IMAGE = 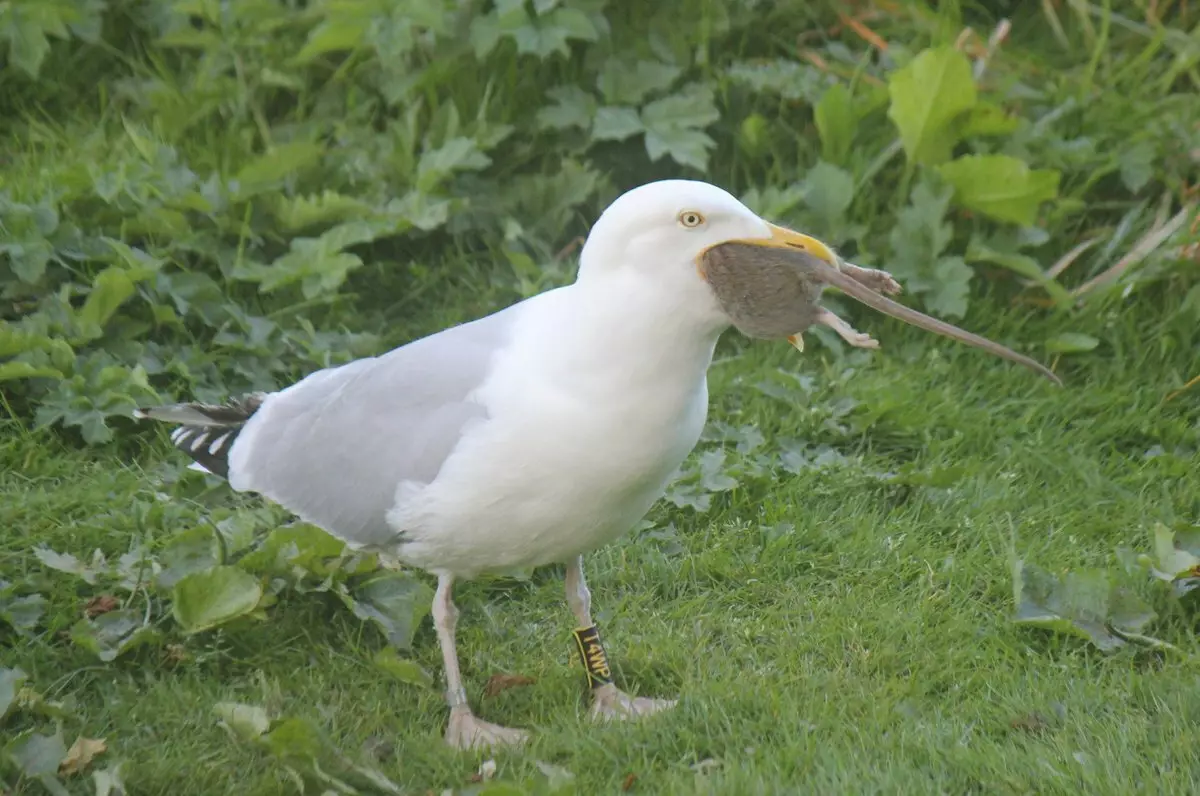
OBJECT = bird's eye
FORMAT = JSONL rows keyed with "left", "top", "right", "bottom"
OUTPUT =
{"left": 678, "top": 210, "right": 705, "bottom": 228}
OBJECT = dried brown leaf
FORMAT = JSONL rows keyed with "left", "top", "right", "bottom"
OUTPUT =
{"left": 59, "top": 736, "right": 106, "bottom": 776}
{"left": 85, "top": 595, "right": 119, "bottom": 618}
{"left": 483, "top": 673, "right": 535, "bottom": 698}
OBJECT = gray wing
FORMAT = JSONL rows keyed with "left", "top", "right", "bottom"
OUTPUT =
{"left": 226, "top": 303, "right": 520, "bottom": 548}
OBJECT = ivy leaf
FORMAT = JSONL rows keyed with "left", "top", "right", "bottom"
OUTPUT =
{"left": 727, "top": 59, "right": 826, "bottom": 103}
{"left": 172, "top": 566, "right": 264, "bottom": 634}
{"left": 938, "top": 154, "right": 1060, "bottom": 226}
{"left": 640, "top": 84, "right": 719, "bottom": 171}
{"left": 537, "top": 86, "right": 597, "bottom": 131}
{"left": 3, "top": 5, "right": 54, "bottom": 77}
{"left": 591, "top": 106, "right": 643, "bottom": 142}
{"left": 595, "top": 58, "right": 681, "bottom": 105}
{"left": 887, "top": 46, "right": 977, "bottom": 165}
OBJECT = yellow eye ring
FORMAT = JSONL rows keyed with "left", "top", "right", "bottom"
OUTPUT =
{"left": 678, "top": 210, "right": 705, "bottom": 228}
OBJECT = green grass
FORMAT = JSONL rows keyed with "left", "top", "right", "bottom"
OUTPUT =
{"left": 5, "top": 298, "right": 1199, "bottom": 793}
{"left": 3, "top": 0, "right": 1200, "bottom": 793}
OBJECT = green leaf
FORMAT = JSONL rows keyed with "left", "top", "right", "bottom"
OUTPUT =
{"left": 69, "top": 609, "right": 161, "bottom": 662}
{"left": 595, "top": 58, "right": 681, "bottom": 105}
{"left": 78, "top": 267, "right": 137, "bottom": 330}
{"left": 1118, "top": 140, "right": 1156, "bottom": 193}
{"left": 1044, "top": 332, "right": 1100, "bottom": 354}
{"left": 814, "top": 83, "right": 855, "bottom": 165}
{"left": 34, "top": 547, "right": 104, "bottom": 584}
{"left": 261, "top": 717, "right": 327, "bottom": 761}
{"left": 958, "top": 103, "right": 1021, "bottom": 138}
{"left": 801, "top": 161, "right": 855, "bottom": 232}
{"left": 172, "top": 566, "right": 264, "bottom": 634}
{"left": 156, "top": 526, "right": 222, "bottom": 591}
{"left": 0, "top": 667, "right": 27, "bottom": 719}
{"left": 5, "top": 6, "right": 53, "bottom": 77}
{"left": 238, "top": 523, "right": 346, "bottom": 578}
{"left": 1011, "top": 560, "right": 1155, "bottom": 653}
{"left": 964, "top": 238, "right": 1071, "bottom": 305}
{"left": 591, "top": 106, "right": 643, "bottom": 142}
{"left": 214, "top": 702, "right": 271, "bottom": 742}
{"left": 0, "top": 592, "right": 46, "bottom": 632}
{"left": 938, "top": 155, "right": 1060, "bottom": 226}
{"left": 0, "top": 361, "right": 63, "bottom": 383}
{"left": 537, "top": 85, "right": 597, "bottom": 131}
{"left": 340, "top": 571, "right": 432, "bottom": 650}
{"left": 233, "top": 142, "right": 323, "bottom": 200}
{"left": 640, "top": 84, "right": 719, "bottom": 171}
{"left": 887, "top": 46, "right": 977, "bottom": 165}
{"left": 294, "top": 18, "right": 370, "bottom": 63}
{"left": 374, "top": 647, "right": 434, "bottom": 688}
{"left": 1152, "top": 522, "right": 1200, "bottom": 579}
{"left": 8, "top": 730, "right": 67, "bottom": 780}
{"left": 417, "top": 137, "right": 491, "bottom": 192}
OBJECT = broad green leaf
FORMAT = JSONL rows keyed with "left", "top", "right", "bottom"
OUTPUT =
{"left": 34, "top": 547, "right": 104, "bottom": 584}
{"left": 887, "top": 46, "right": 976, "bottom": 165}
{"left": 964, "top": 238, "right": 1071, "bottom": 305}
{"left": 938, "top": 154, "right": 1060, "bottom": 226}
{"left": 340, "top": 572, "right": 433, "bottom": 650}
{"left": 417, "top": 137, "right": 491, "bottom": 192}
{"left": 595, "top": 58, "right": 681, "bottom": 105}
{"left": 69, "top": 609, "right": 161, "bottom": 662}
{"left": 0, "top": 323, "right": 57, "bottom": 358}
{"left": 591, "top": 106, "right": 643, "bottom": 142}
{"left": 1152, "top": 523, "right": 1200, "bottom": 579}
{"left": 814, "top": 83, "right": 855, "bottom": 165}
{"left": 726, "top": 59, "right": 825, "bottom": 103}
{"left": 0, "top": 592, "right": 46, "bottom": 632}
{"left": 8, "top": 730, "right": 68, "bottom": 783}
{"left": 959, "top": 103, "right": 1021, "bottom": 137}
{"left": 0, "top": 667, "right": 27, "bottom": 719}
{"left": 640, "top": 84, "right": 719, "bottom": 171}
{"left": 233, "top": 142, "right": 323, "bottom": 200}
{"left": 537, "top": 85, "right": 597, "bottom": 131}
{"left": 156, "top": 526, "right": 221, "bottom": 591}
{"left": 261, "top": 717, "right": 327, "bottom": 761}
{"left": 238, "top": 523, "right": 346, "bottom": 577}
{"left": 1044, "top": 332, "right": 1100, "bottom": 354}
{"left": 5, "top": 7, "right": 53, "bottom": 77}
{"left": 294, "top": 18, "right": 370, "bottom": 63}
{"left": 78, "top": 268, "right": 137, "bottom": 330}
{"left": 172, "top": 566, "right": 264, "bottom": 633}
{"left": 801, "top": 161, "right": 855, "bottom": 232}
{"left": 1011, "top": 560, "right": 1150, "bottom": 653}
{"left": 374, "top": 647, "right": 434, "bottom": 688}
{"left": 0, "top": 361, "right": 63, "bottom": 383}
{"left": 1118, "top": 140, "right": 1156, "bottom": 193}
{"left": 215, "top": 702, "right": 271, "bottom": 741}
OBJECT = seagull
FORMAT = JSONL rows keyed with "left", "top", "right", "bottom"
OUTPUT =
{"left": 134, "top": 179, "right": 889, "bottom": 750}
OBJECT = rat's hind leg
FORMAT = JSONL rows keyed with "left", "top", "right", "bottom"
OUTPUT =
{"left": 817, "top": 309, "right": 879, "bottom": 349}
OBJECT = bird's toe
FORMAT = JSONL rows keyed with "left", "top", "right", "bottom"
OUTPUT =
{"left": 444, "top": 709, "right": 529, "bottom": 750}
{"left": 589, "top": 684, "right": 677, "bottom": 722}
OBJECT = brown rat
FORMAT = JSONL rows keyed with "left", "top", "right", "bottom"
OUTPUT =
{"left": 700, "top": 240, "right": 1062, "bottom": 386}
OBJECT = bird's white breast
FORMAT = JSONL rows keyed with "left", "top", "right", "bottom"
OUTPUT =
{"left": 386, "top": 283, "right": 718, "bottom": 576}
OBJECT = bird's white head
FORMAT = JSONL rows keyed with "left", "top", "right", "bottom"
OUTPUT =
{"left": 576, "top": 179, "right": 841, "bottom": 336}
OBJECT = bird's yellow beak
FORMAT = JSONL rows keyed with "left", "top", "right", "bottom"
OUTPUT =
{"left": 751, "top": 223, "right": 841, "bottom": 264}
